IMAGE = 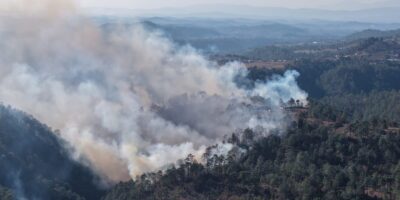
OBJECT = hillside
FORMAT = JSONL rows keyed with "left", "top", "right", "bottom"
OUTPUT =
{"left": 0, "top": 105, "right": 105, "bottom": 200}
{"left": 102, "top": 103, "right": 400, "bottom": 200}
{"left": 345, "top": 29, "right": 400, "bottom": 41}
{"left": 214, "top": 35, "right": 400, "bottom": 121}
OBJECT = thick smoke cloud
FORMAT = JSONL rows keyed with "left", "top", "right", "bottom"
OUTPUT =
{"left": 0, "top": 0, "right": 307, "bottom": 184}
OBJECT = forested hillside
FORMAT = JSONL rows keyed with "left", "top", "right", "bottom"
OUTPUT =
{"left": 237, "top": 34, "right": 400, "bottom": 123}
{"left": 103, "top": 103, "right": 400, "bottom": 200}
{"left": 0, "top": 105, "right": 105, "bottom": 200}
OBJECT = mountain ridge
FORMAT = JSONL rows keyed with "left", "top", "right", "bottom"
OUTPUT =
{"left": 85, "top": 5, "right": 400, "bottom": 23}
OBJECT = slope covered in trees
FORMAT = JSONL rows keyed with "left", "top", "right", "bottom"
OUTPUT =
{"left": 103, "top": 104, "right": 400, "bottom": 200}
{"left": 241, "top": 36, "right": 400, "bottom": 122}
{"left": 0, "top": 105, "right": 105, "bottom": 200}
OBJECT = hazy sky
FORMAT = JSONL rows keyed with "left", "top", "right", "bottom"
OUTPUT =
{"left": 78, "top": 0, "right": 399, "bottom": 10}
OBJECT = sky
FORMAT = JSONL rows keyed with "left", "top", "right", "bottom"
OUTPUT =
{"left": 78, "top": 0, "right": 399, "bottom": 10}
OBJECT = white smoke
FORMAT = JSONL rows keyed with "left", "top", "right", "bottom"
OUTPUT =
{"left": 0, "top": 0, "right": 307, "bottom": 184}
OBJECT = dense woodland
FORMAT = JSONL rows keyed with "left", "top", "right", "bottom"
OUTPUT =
{"left": 1, "top": 31, "right": 400, "bottom": 199}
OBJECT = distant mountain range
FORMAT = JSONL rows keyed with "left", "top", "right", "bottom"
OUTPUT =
{"left": 86, "top": 5, "right": 400, "bottom": 23}
{"left": 95, "top": 16, "right": 400, "bottom": 53}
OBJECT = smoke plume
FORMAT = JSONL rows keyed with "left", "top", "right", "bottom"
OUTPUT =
{"left": 0, "top": 0, "right": 307, "bottom": 184}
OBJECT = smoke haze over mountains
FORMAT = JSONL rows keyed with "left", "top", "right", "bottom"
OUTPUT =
{"left": 86, "top": 5, "right": 400, "bottom": 23}
{"left": 0, "top": 0, "right": 307, "bottom": 184}
{"left": 79, "top": 0, "right": 400, "bottom": 11}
